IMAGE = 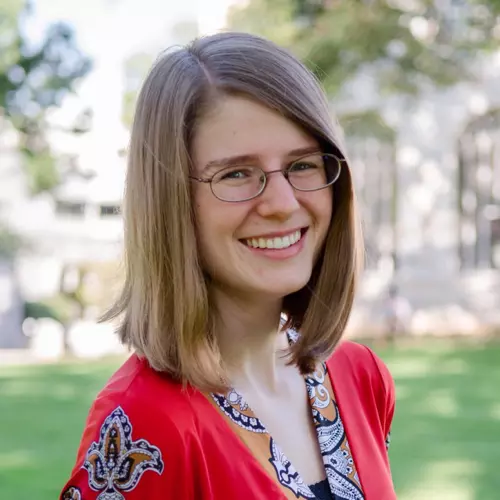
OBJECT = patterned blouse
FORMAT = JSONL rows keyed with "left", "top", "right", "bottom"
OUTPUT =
{"left": 210, "top": 361, "right": 366, "bottom": 499}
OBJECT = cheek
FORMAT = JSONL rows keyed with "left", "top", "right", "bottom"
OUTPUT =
{"left": 193, "top": 194, "right": 244, "bottom": 260}
{"left": 307, "top": 189, "right": 333, "bottom": 229}
{"left": 194, "top": 210, "right": 245, "bottom": 281}
{"left": 323, "top": 189, "right": 334, "bottom": 219}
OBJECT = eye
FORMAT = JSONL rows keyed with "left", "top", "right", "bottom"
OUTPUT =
{"left": 290, "top": 161, "right": 318, "bottom": 171}
{"left": 214, "top": 166, "right": 256, "bottom": 183}
{"left": 221, "top": 170, "right": 248, "bottom": 180}
{"left": 290, "top": 155, "right": 324, "bottom": 174}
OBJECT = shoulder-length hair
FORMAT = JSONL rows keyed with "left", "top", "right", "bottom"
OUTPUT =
{"left": 104, "top": 31, "right": 364, "bottom": 392}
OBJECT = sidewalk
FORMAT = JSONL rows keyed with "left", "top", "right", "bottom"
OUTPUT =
{"left": 0, "top": 348, "right": 40, "bottom": 366}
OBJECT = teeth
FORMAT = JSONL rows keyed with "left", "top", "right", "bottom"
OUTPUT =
{"left": 245, "top": 230, "right": 302, "bottom": 249}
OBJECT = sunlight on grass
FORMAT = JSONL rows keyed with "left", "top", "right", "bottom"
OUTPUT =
{"left": 0, "top": 379, "right": 43, "bottom": 396}
{"left": 423, "top": 389, "right": 459, "bottom": 417}
{"left": 51, "top": 383, "right": 79, "bottom": 400}
{"left": 440, "top": 358, "right": 468, "bottom": 375}
{"left": 1, "top": 378, "right": 79, "bottom": 400}
{"left": 388, "top": 357, "right": 435, "bottom": 378}
{"left": 490, "top": 403, "right": 500, "bottom": 420}
{"left": 0, "top": 450, "right": 34, "bottom": 468}
{"left": 399, "top": 459, "right": 478, "bottom": 500}
{"left": 389, "top": 352, "right": 468, "bottom": 380}
{"left": 400, "top": 482, "right": 475, "bottom": 500}
{"left": 394, "top": 384, "right": 411, "bottom": 400}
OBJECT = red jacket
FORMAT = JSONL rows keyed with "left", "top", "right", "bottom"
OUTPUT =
{"left": 60, "top": 341, "right": 396, "bottom": 499}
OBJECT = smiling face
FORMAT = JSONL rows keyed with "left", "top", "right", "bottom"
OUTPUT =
{"left": 191, "top": 95, "right": 333, "bottom": 302}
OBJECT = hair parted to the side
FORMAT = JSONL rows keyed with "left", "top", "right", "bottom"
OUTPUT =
{"left": 103, "top": 31, "right": 364, "bottom": 392}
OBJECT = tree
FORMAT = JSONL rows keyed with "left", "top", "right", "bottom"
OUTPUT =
{"left": 0, "top": 224, "right": 24, "bottom": 260}
{"left": 228, "top": 0, "right": 500, "bottom": 97}
{"left": 0, "top": 0, "right": 92, "bottom": 194}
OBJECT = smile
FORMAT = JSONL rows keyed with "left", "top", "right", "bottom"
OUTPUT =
{"left": 242, "top": 229, "right": 304, "bottom": 250}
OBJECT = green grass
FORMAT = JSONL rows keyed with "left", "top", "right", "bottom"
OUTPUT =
{"left": 0, "top": 358, "right": 122, "bottom": 500}
{"left": 1, "top": 341, "right": 499, "bottom": 499}
{"left": 381, "top": 339, "right": 500, "bottom": 500}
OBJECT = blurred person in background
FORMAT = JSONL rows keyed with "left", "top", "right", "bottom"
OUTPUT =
{"left": 60, "top": 32, "right": 395, "bottom": 500}
{"left": 382, "top": 284, "right": 413, "bottom": 345}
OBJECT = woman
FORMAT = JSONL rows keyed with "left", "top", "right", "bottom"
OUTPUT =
{"left": 60, "top": 32, "right": 396, "bottom": 500}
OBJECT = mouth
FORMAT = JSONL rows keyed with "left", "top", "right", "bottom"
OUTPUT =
{"left": 240, "top": 228, "right": 308, "bottom": 250}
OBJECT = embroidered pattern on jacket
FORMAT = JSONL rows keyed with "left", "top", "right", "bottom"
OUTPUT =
{"left": 306, "top": 365, "right": 364, "bottom": 500}
{"left": 83, "top": 406, "right": 164, "bottom": 499}
{"left": 61, "top": 486, "right": 82, "bottom": 499}
{"left": 212, "top": 361, "right": 366, "bottom": 499}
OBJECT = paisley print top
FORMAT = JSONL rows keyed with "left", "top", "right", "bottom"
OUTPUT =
{"left": 211, "top": 361, "right": 366, "bottom": 500}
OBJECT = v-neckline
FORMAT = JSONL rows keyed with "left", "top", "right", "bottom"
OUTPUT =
{"left": 209, "top": 358, "right": 364, "bottom": 499}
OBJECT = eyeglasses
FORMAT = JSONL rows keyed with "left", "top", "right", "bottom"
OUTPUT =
{"left": 190, "top": 152, "right": 344, "bottom": 202}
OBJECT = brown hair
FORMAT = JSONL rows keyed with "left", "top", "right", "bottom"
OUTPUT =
{"left": 104, "top": 32, "right": 364, "bottom": 392}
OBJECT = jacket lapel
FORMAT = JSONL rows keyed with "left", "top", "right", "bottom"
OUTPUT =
{"left": 326, "top": 345, "right": 397, "bottom": 499}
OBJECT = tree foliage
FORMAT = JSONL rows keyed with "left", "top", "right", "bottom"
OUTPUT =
{"left": 228, "top": 0, "right": 500, "bottom": 97}
{"left": 0, "top": 223, "right": 24, "bottom": 259}
{"left": 0, "top": 1, "right": 91, "bottom": 194}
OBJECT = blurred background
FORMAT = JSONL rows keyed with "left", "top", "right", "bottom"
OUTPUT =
{"left": 0, "top": 0, "right": 499, "bottom": 498}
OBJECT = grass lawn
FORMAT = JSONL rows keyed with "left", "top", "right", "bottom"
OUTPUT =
{"left": 380, "top": 339, "right": 500, "bottom": 500}
{"left": 1, "top": 340, "right": 499, "bottom": 499}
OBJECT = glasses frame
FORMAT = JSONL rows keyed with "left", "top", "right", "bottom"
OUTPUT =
{"left": 189, "top": 152, "right": 346, "bottom": 202}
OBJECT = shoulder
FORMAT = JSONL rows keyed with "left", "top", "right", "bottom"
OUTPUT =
{"left": 329, "top": 340, "right": 394, "bottom": 392}
{"left": 60, "top": 355, "right": 209, "bottom": 499}
{"left": 80, "top": 354, "right": 202, "bottom": 445}
{"left": 327, "top": 340, "right": 395, "bottom": 433}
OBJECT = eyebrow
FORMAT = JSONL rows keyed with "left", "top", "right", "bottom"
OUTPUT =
{"left": 202, "top": 146, "right": 322, "bottom": 174}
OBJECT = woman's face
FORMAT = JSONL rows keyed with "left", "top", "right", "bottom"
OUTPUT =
{"left": 191, "top": 95, "right": 333, "bottom": 301}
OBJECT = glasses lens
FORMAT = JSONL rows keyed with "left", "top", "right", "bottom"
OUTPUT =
{"left": 211, "top": 166, "right": 264, "bottom": 201}
{"left": 288, "top": 154, "right": 341, "bottom": 191}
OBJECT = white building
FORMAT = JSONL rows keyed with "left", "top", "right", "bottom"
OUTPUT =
{"left": 347, "top": 49, "right": 500, "bottom": 336}
{"left": 0, "top": 119, "right": 27, "bottom": 348}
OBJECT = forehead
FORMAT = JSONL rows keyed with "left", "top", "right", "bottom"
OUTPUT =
{"left": 191, "top": 95, "right": 318, "bottom": 168}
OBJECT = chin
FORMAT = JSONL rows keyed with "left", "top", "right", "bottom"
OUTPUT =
{"left": 257, "top": 278, "right": 310, "bottom": 299}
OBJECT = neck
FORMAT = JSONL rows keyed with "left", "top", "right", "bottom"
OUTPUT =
{"left": 211, "top": 286, "right": 290, "bottom": 394}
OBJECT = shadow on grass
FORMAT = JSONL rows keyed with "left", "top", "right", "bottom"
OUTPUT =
{"left": 372, "top": 339, "right": 500, "bottom": 500}
{"left": 0, "top": 358, "right": 124, "bottom": 500}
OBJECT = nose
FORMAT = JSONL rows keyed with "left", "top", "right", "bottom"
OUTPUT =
{"left": 255, "top": 169, "right": 300, "bottom": 219}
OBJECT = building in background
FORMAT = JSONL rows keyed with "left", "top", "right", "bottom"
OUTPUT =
{"left": 347, "top": 48, "right": 500, "bottom": 336}
{"left": 0, "top": 118, "right": 26, "bottom": 348}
